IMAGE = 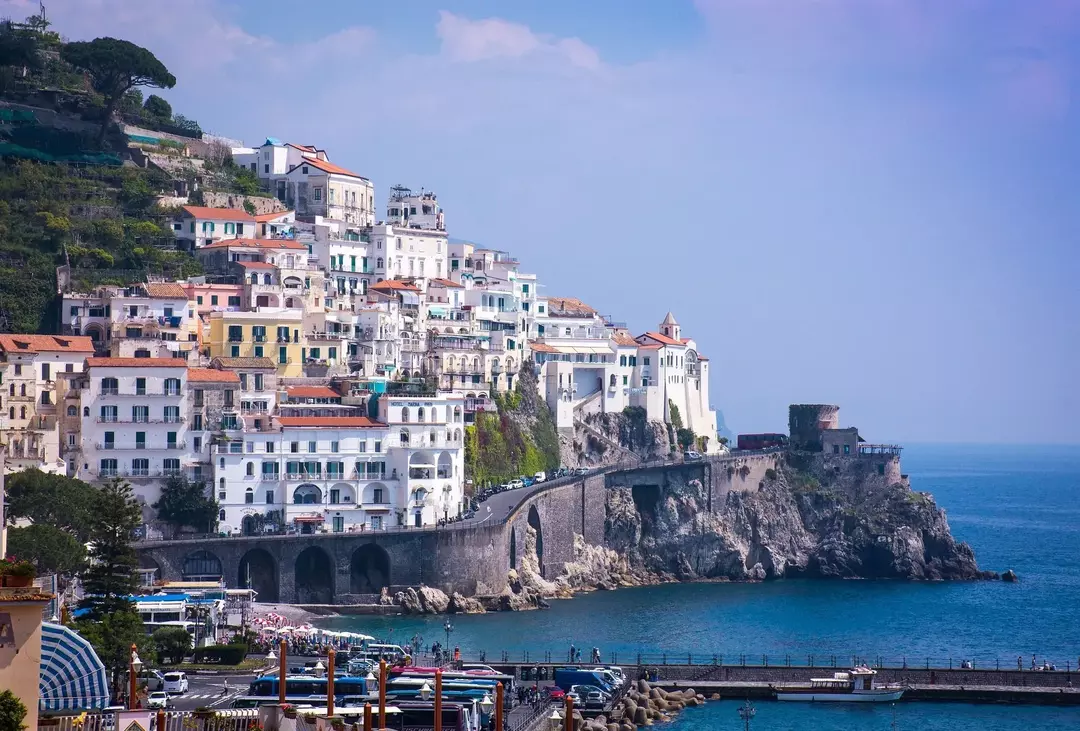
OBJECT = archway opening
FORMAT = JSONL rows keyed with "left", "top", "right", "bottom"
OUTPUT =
{"left": 241, "top": 515, "right": 259, "bottom": 536}
{"left": 350, "top": 544, "right": 391, "bottom": 595}
{"left": 527, "top": 505, "right": 544, "bottom": 578}
{"left": 295, "top": 546, "right": 334, "bottom": 604}
{"left": 181, "top": 549, "right": 222, "bottom": 581}
{"left": 509, "top": 527, "right": 517, "bottom": 571}
{"left": 238, "top": 548, "right": 278, "bottom": 603}
{"left": 139, "top": 555, "right": 161, "bottom": 583}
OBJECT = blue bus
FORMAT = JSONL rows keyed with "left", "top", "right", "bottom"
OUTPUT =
{"left": 246, "top": 675, "right": 370, "bottom": 698}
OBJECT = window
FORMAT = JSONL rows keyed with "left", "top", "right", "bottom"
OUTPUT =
{"left": 99, "top": 458, "right": 118, "bottom": 477}
{"left": 374, "top": 440, "right": 382, "bottom": 453}
{"left": 131, "top": 458, "right": 149, "bottom": 477}
{"left": 262, "top": 461, "right": 279, "bottom": 477}
{"left": 290, "top": 441, "right": 299, "bottom": 454}
{"left": 331, "top": 441, "right": 339, "bottom": 453}
{"left": 308, "top": 440, "right": 317, "bottom": 453}
{"left": 228, "top": 325, "right": 243, "bottom": 343}
{"left": 228, "top": 296, "right": 241, "bottom": 307}
{"left": 211, "top": 295, "right": 219, "bottom": 306}
{"left": 224, "top": 390, "right": 234, "bottom": 407}
{"left": 266, "top": 489, "right": 275, "bottom": 504}
{"left": 193, "top": 436, "right": 202, "bottom": 452}
{"left": 135, "top": 431, "right": 146, "bottom": 449}
{"left": 254, "top": 346, "right": 263, "bottom": 357}
{"left": 254, "top": 373, "right": 264, "bottom": 391}
{"left": 101, "top": 377, "right": 119, "bottom": 396}
{"left": 266, "top": 441, "right": 275, "bottom": 453}
{"left": 164, "top": 378, "right": 181, "bottom": 396}
{"left": 163, "top": 458, "right": 180, "bottom": 475}
{"left": 103, "top": 431, "right": 115, "bottom": 449}
{"left": 643, "top": 357, "right": 651, "bottom": 366}
{"left": 67, "top": 405, "right": 77, "bottom": 416}
{"left": 41, "top": 362, "right": 50, "bottom": 381}
{"left": 133, "top": 405, "right": 149, "bottom": 423}
{"left": 167, "top": 431, "right": 178, "bottom": 449}
{"left": 279, "top": 346, "right": 288, "bottom": 365}
{"left": 164, "top": 406, "right": 180, "bottom": 423}
{"left": 246, "top": 462, "right": 255, "bottom": 477}
{"left": 193, "top": 414, "right": 203, "bottom": 431}
{"left": 330, "top": 488, "right": 340, "bottom": 504}
{"left": 135, "top": 377, "right": 146, "bottom": 395}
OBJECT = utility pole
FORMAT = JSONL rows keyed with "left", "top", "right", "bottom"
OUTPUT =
{"left": 737, "top": 700, "right": 755, "bottom": 731}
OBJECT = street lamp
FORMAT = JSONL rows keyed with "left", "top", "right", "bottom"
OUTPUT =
{"left": 443, "top": 619, "right": 453, "bottom": 654}
{"left": 314, "top": 660, "right": 326, "bottom": 677}
{"left": 266, "top": 649, "right": 277, "bottom": 662}
{"left": 547, "top": 709, "right": 563, "bottom": 731}
{"left": 128, "top": 645, "right": 143, "bottom": 709}
{"left": 479, "top": 693, "right": 494, "bottom": 716}
{"left": 737, "top": 700, "right": 756, "bottom": 731}
{"left": 419, "top": 682, "right": 432, "bottom": 701}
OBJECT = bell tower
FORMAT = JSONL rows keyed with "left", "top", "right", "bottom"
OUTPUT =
{"left": 659, "top": 312, "right": 681, "bottom": 342}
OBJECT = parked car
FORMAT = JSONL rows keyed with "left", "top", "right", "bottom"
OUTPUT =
{"left": 544, "top": 687, "right": 566, "bottom": 701}
{"left": 573, "top": 467, "right": 589, "bottom": 476}
{"left": 507, "top": 479, "right": 524, "bottom": 490}
{"left": 684, "top": 451, "right": 703, "bottom": 461}
{"left": 534, "top": 471, "right": 547, "bottom": 483}
{"left": 522, "top": 476, "right": 535, "bottom": 487}
{"left": 146, "top": 692, "right": 171, "bottom": 710}
{"left": 162, "top": 671, "right": 188, "bottom": 694}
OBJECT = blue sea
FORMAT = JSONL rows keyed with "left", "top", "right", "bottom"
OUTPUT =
{"left": 322, "top": 444, "right": 1080, "bottom": 729}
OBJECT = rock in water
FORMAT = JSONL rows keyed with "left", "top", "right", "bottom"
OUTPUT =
{"left": 1002, "top": 569, "right": 1019, "bottom": 582}
{"left": 394, "top": 585, "right": 450, "bottom": 614}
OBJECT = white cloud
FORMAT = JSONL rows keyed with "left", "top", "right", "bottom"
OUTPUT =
{"left": 436, "top": 10, "right": 601, "bottom": 70}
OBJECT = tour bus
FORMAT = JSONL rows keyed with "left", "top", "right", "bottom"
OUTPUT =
{"left": 285, "top": 702, "right": 478, "bottom": 731}
{"left": 392, "top": 667, "right": 517, "bottom": 693}
{"left": 245, "top": 675, "right": 370, "bottom": 698}
{"left": 350, "top": 644, "right": 409, "bottom": 662}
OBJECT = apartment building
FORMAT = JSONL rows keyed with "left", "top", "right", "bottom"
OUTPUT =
{"left": 171, "top": 206, "right": 257, "bottom": 251}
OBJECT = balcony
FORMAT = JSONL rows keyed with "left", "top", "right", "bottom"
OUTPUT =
{"left": 101, "top": 388, "right": 119, "bottom": 396}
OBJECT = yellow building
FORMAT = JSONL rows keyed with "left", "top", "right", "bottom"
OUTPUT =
{"left": 0, "top": 586, "right": 54, "bottom": 729}
{"left": 207, "top": 309, "right": 306, "bottom": 377}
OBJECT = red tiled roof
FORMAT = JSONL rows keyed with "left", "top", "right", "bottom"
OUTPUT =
{"left": 201, "top": 238, "right": 307, "bottom": 251}
{"left": 370, "top": 280, "right": 421, "bottom": 293}
{"left": 86, "top": 357, "right": 188, "bottom": 368}
{"left": 612, "top": 332, "right": 638, "bottom": 347}
{"left": 144, "top": 282, "right": 190, "bottom": 299}
{"left": 187, "top": 368, "right": 240, "bottom": 383}
{"left": 546, "top": 297, "right": 596, "bottom": 316}
{"left": 238, "top": 261, "right": 276, "bottom": 269}
{"left": 180, "top": 206, "right": 257, "bottom": 222}
{"left": 277, "top": 416, "right": 385, "bottom": 428}
{"left": 529, "top": 343, "right": 559, "bottom": 354}
{"left": 287, "top": 143, "right": 319, "bottom": 153}
{"left": 639, "top": 331, "right": 685, "bottom": 347}
{"left": 638, "top": 344, "right": 663, "bottom": 351}
{"left": 429, "top": 278, "right": 463, "bottom": 289}
{"left": 286, "top": 386, "right": 340, "bottom": 399}
{"left": 288, "top": 156, "right": 368, "bottom": 180}
{"left": 254, "top": 210, "right": 294, "bottom": 222}
{"left": 0, "top": 334, "right": 95, "bottom": 354}
{"left": 698, "top": 355, "right": 709, "bottom": 361}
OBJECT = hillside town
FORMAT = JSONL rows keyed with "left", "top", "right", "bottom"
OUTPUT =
{"left": 0, "top": 135, "right": 719, "bottom": 538}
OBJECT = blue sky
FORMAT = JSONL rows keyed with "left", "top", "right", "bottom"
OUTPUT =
{"left": 7, "top": 0, "right": 1078, "bottom": 443}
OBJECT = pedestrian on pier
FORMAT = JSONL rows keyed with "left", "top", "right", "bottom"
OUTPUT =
{"left": 569, "top": 644, "right": 576, "bottom": 663}
{"left": 1018, "top": 656, "right": 1023, "bottom": 671}
{"left": 1032, "top": 654, "right": 1037, "bottom": 670}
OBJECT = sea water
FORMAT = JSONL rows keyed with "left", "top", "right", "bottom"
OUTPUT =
{"left": 324, "top": 444, "right": 1080, "bottom": 728}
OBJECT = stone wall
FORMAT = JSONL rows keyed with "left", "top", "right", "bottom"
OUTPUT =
{"left": 202, "top": 192, "right": 287, "bottom": 215}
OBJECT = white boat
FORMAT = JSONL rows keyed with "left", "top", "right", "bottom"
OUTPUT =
{"left": 774, "top": 666, "right": 905, "bottom": 702}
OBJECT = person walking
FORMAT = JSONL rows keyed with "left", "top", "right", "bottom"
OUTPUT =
{"left": 1017, "top": 656, "right": 1023, "bottom": 671}
{"left": 569, "top": 644, "right": 576, "bottom": 663}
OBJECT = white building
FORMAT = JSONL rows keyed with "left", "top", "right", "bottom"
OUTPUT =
{"left": 171, "top": 206, "right": 257, "bottom": 251}
{"left": 0, "top": 334, "right": 95, "bottom": 473}
{"left": 62, "top": 282, "right": 200, "bottom": 359}
{"left": 370, "top": 223, "right": 448, "bottom": 281}
{"left": 386, "top": 185, "right": 445, "bottom": 231}
{"left": 282, "top": 157, "right": 375, "bottom": 226}
{"left": 78, "top": 357, "right": 191, "bottom": 509}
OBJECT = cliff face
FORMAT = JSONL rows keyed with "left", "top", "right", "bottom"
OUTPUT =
{"left": 603, "top": 454, "right": 989, "bottom": 581}
{"left": 560, "top": 409, "right": 672, "bottom": 468}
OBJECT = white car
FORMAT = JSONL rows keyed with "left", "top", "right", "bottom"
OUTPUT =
{"left": 533, "top": 471, "right": 546, "bottom": 483}
{"left": 146, "top": 692, "right": 170, "bottom": 710}
{"left": 163, "top": 671, "right": 188, "bottom": 694}
{"left": 507, "top": 479, "right": 524, "bottom": 490}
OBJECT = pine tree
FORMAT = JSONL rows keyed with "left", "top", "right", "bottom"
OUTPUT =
{"left": 79, "top": 477, "right": 141, "bottom": 619}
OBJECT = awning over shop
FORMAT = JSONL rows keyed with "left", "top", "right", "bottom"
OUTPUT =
{"left": 294, "top": 515, "right": 325, "bottom": 523}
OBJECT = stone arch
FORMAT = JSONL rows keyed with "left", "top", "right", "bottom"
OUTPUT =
{"left": 350, "top": 544, "right": 390, "bottom": 594}
{"left": 139, "top": 554, "right": 161, "bottom": 582}
{"left": 527, "top": 505, "right": 544, "bottom": 578}
{"left": 241, "top": 514, "right": 258, "bottom": 536}
{"left": 182, "top": 549, "right": 223, "bottom": 581}
{"left": 238, "top": 548, "right": 278, "bottom": 602}
{"left": 295, "top": 546, "right": 334, "bottom": 604}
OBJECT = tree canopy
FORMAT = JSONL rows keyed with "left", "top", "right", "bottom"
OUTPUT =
{"left": 79, "top": 477, "right": 142, "bottom": 620}
{"left": 154, "top": 476, "right": 218, "bottom": 535}
{"left": 152, "top": 626, "right": 192, "bottom": 665}
{"left": 61, "top": 37, "right": 175, "bottom": 141}
{"left": 143, "top": 94, "right": 172, "bottom": 120}
{"left": 0, "top": 690, "right": 27, "bottom": 731}
{"left": 6, "top": 524, "right": 85, "bottom": 578}
{"left": 4, "top": 469, "right": 97, "bottom": 542}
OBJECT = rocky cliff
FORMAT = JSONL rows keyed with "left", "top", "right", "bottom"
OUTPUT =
{"left": 604, "top": 453, "right": 991, "bottom": 581}
{"left": 561, "top": 408, "right": 672, "bottom": 468}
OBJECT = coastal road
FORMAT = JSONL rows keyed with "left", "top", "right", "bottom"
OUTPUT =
{"left": 167, "top": 672, "right": 259, "bottom": 711}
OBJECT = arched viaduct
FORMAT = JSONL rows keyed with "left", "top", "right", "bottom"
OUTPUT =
{"left": 136, "top": 451, "right": 780, "bottom": 604}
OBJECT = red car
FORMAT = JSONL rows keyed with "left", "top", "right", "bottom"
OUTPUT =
{"left": 544, "top": 687, "right": 566, "bottom": 701}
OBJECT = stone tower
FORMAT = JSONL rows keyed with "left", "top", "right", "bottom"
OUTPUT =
{"left": 659, "top": 312, "right": 681, "bottom": 342}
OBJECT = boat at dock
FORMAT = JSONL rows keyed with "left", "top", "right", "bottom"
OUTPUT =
{"left": 774, "top": 666, "right": 905, "bottom": 702}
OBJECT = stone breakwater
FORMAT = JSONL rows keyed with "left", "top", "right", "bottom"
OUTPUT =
{"left": 575, "top": 679, "right": 708, "bottom": 731}
{"left": 388, "top": 454, "right": 1001, "bottom": 614}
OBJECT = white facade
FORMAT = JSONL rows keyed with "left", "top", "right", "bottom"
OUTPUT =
{"left": 171, "top": 206, "right": 257, "bottom": 251}
{"left": 370, "top": 224, "right": 448, "bottom": 281}
{"left": 386, "top": 186, "right": 445, "bottom": 231}
{"left": 78, "top": 358, "right": 191, "bottom": 508}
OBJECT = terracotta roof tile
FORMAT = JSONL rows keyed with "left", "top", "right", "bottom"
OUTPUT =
{"left": 212, "top": 357, "right": 276, "bottom": 369}
{"left": 0, "top": 334, "right": 95, "bottom": 354}
{"left": 238, "top": 261, "right": 276, "bottom": 269}
{"left": 429, "top": 278, "right": 464, "bottom": 288}
{"left": 277, "top": 416, "right": 385, "bottom": 428}
{"left": 529, "top": 343, "right": 559, "bottom": 354}
{"left": 254, "top": 210, "right": 294, "bottom": 222}
{"left": 187, "top": 368, "right": 240, "bottom": 383}
{"left": 370, "top": 280, "right": 421, "bottom": 293}
{"left": 639, "top": 331, "right": 685, "bottom": 347}
{"left": 181, "top": 206, "right": 257, "bottom": 222}
{"left": 86, "top": 357, "right": 188, "bottom": 368}
{"left": 201, "top": 237, "right": 307, "bottom": 251}
{"left": 288, "top": 156, "right": 368, "bottom": 180}
{"left": 144, "top": 282, "right": 189, "bottom": 299}
{"left": 612, "top": 332, "right": 638, "bottom": 347}
{"left": 286, "top": 386, "right": 340, "bottom": 399}
{"left": 638, "top": 344, "right": 663, "bottom": 351}
{"left": 546, "top": 297, "right": 597, "bottom": 316}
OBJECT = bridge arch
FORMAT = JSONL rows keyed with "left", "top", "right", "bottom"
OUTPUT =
{"left": 295, "top": 546, "right": 335, "bottom": 604}
{"left": 182, "top": 549, "right": 223, "bottom": 581}
{"left": 527, "top": 505, "right": 544, "bottom": 578}
{"left": 239, "top": 548, "right": 278, "bottom": 603}
{"left": 350, "top": 544, "right": 390, "bottom": 594}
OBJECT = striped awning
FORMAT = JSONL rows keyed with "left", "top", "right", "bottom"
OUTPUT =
{"left": 39, "top": 622, "right": 110, "bottom": 711}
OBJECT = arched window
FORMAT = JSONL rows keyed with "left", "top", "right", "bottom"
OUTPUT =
{"left": 453, "top": 406, "right": 462, "bottom": 422}
{"left": 445, "top": 405, "right": 452, "bottom": 422}
{"left": 246, "top": 462, "right": 254, "bottom": 476}
{"left": 472, "top": 357, "right": 480, "bottom": 372}
{"left": 454, "top": 428, "right": 462, "bottom": 442}
{"left": 506, "top": 357, "right": 514, "bottom": 371}
{"left": 19, "top": 384, "right": 26, "bottom": 397}
{"left": 83, "top": 407, "right": 90, "bottom": 417}
{"left": 7, "top": 384, "right": 13, "bottom": 396}
{"left": 401, "top": 407, "right": 409, "bottom": 423}
{"left": 19, "top": 406, "right": 25, "bottom": 419}
{"left": 610, "top": 374, "right": 617, "bottom": 388}
{"left": 264, "top": 273, "right": 272, "bottom": 285}
{"left": 400, "top": 429, "right": 410, "bottom": 446}
{"left": 430, "top": 430, "right": 437, "bottom": 445}
{"left": 377, "top": 257, "right": 384, "bottom": 268}
{"left": 218, "top": 509, "right": 226, "bottom": 521}
{"left": 219, "top": 477, "right": 226, "bottom": 490}
{"left": 245, "top": 487, "right": 254, "bottom": 503}
{"left": 417, "top": 407, "right": 425, "bottom": 423}
{"left": 67, "top": 405, "right": 77, "bottom": 416}
{"left": 251, "top": 273, "right": 259, "bottom": 284}
{"left": 7, "top": 407, "right": 12, "bottom": 420}
{"left": 446, "top": 356, "right": 455, "bottom": 371}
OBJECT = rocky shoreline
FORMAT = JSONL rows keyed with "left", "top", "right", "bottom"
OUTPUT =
{"left": 382, "top": 453, "right": 1006, "bottom": 615}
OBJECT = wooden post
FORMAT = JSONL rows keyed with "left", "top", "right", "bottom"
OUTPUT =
{"left": 378, "top": 660, "right": 387, "bottom": 730}
{"left": 363, "top": 703, "right": 372, "bottom": 731}
{"left": 327, "top": 648, "right": 336, "bottom": 717}
{"left": 156, "top": 710, "right": 166, "bottom": 731}
{"left": 494, "top": 682, "right": 503, "bottom": 731}
{"left": 129, "top": 644, "right": 138, "bottom": 709}
{"left": 564, "top": 695, "right": 574, "bottom": 731}
{"left": 279, "top": 639, "right": 288, "bottom": 705}
{"left": 434, "top": 669, "right": 442, "bottom": 731}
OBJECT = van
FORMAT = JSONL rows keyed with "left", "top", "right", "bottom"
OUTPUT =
{"left": 163, "top": 671, "right": 188, "bottom": 694}
{"left": 364, "top": 644, "right": 408, "bottom": 662}
{"left": 533, "top": 472, "right": 546, "bottom": 483}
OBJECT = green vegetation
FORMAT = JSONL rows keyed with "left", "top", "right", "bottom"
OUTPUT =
{"left": 6, "top": 524, "right": 85, "bottom": 577}
{"left": 192, "top": 642, "right": 250, "bottom": 665}
{"left": 152, "top": 627, "right": 193, "bottom": 665}
{"left": 0, "top": 690, "right": 27, "bottom": 731}
{"left": 465, "top": 365, "right": 559, "bottom": 487}
{"left": 154, "top": 475, "right": 219, "bottom": 535}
